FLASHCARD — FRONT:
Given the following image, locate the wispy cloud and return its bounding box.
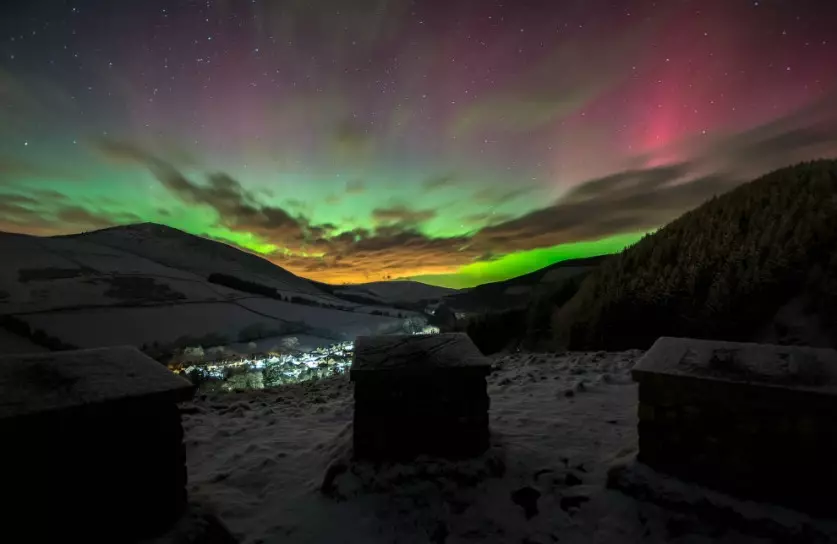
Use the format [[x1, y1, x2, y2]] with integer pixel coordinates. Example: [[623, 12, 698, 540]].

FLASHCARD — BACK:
[[0, 188, 141, 235], [452, 18, 656, 136]]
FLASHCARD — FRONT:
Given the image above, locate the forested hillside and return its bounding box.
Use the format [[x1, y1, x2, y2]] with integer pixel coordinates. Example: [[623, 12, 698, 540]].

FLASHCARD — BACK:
[[551, 160, 837, 350]]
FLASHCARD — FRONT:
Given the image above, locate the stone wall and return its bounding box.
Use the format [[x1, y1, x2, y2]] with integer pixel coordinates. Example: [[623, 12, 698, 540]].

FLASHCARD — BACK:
[[0, 347, 194, 542], [3, 398, 189, 542], [351, 334, 491, 460], [633, 337, 837, 517], [353, 367, 490, 460]]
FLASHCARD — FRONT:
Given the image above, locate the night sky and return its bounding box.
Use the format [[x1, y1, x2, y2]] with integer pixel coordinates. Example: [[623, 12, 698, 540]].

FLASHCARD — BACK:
[[2, 0, 837, 287]]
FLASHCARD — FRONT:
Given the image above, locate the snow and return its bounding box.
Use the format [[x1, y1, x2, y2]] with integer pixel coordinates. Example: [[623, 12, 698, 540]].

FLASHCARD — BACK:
[[21, 302, 289, 348], [0, 346, 193, 418], [0, 230, 246, 314], [235, 298, 416, 338], [181, 349, 836, 543], [19, 298, 418, 350], [79, 223, 330, 297]]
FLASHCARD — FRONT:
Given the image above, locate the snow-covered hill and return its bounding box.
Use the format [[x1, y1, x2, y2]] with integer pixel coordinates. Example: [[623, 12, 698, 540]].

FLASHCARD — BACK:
[[180, 350, 837, 543], [75, 223, 331, 300], [333, 280, 458, 306], [0, 225, 429, 358]]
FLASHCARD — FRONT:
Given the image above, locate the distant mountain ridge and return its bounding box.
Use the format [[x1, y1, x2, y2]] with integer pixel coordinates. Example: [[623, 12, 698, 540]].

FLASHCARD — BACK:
[[442, 255, 608, 313]]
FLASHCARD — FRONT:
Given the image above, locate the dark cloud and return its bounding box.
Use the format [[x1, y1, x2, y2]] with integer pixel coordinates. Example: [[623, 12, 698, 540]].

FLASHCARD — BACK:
[[0, 189, 141, 235], [278, 228, 476, 282], [462, 212, 513, 226], [472, 168, 739, 252], [714, 96, 837, 175], [654, 91, 837, 180], [371, 205, 436, 226], [94, 140, 473, 280], [90, 137, 748, 283], [462, 94, 837, 256], [94, 140, 318, 248], [560, 163, 693, 204]]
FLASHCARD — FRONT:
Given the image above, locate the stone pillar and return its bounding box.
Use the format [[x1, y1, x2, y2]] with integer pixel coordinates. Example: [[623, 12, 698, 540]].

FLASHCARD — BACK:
[[632, 337, 837, 516], [351, 333, 491, 460], [0, 346, 195, 542]]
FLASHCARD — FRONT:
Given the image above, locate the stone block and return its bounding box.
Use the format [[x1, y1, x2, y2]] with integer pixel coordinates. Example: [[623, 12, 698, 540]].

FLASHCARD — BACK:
[[0, 346, 195, 542], [632, 337, 837, 517], [351, 333, 491, 460]]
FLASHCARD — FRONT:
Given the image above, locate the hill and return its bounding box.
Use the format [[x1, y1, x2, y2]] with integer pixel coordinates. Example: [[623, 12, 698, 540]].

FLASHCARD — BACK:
[[551, 160, 837, 350], [72, 223, 330, 299], [442, 256, 607, 313], [312, 279, 457, 309], [334, 280, 458, 305], [0, 224, 428, 359]]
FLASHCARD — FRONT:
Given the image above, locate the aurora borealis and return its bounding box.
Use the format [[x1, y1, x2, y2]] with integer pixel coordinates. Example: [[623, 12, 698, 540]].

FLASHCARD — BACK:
[[2, 1, 837, 288]]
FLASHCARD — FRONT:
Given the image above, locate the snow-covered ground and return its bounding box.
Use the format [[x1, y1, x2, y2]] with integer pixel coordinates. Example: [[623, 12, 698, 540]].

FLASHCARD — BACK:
[[180, 350, 837, 543]]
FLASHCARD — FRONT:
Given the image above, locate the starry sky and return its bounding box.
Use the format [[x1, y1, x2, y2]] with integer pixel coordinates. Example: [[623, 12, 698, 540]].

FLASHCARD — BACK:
[[2, 0, 837, 288]]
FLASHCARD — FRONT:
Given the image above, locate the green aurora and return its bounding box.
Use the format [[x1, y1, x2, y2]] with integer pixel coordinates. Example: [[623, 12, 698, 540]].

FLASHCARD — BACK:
[[2, 1, 836, 287]]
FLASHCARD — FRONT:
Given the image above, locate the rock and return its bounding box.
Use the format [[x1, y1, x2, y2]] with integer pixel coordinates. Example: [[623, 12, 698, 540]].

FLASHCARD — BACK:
[[559, 495, 589, 512], [511, 486, 541, 519], [351, 333, 491, 460], [565, 472, 583, 486]]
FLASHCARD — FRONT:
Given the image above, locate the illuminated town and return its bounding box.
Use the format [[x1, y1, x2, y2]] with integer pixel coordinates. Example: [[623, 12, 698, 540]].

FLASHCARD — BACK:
[[178, 324, 441, 391]]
